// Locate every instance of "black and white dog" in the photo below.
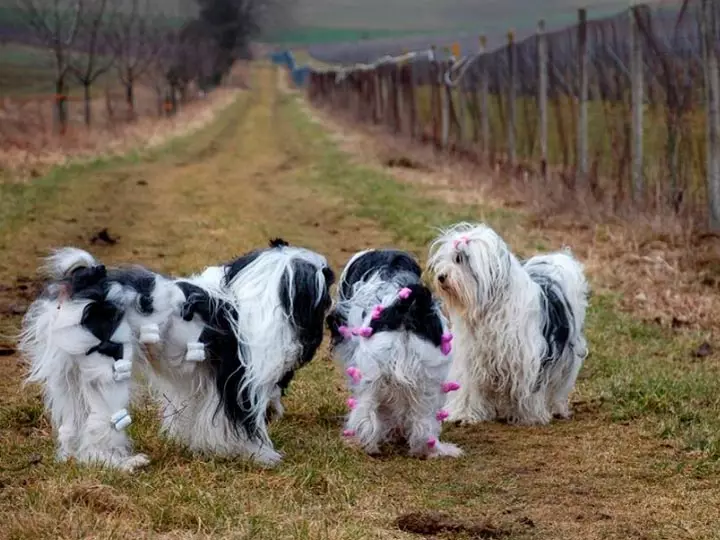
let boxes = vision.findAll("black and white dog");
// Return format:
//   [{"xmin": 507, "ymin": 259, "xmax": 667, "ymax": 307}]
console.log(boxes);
[
  {"xmin": 20, "ymin": 240, "xmax": 333, "ymax": 471},
  {"xmin": 326, "ymin": 249, "xmax": 463, "ymax": 459},
  {"xmin": 428, "ymin": 223, "xmax": 589, "ymax": 426}
]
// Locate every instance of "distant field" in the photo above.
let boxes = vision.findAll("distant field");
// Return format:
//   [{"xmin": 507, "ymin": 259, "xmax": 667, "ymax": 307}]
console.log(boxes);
[
  {"xmin": 0, "ymin": 44, "xmax": 56, "ymax": 96},
  {"xmin": 0, "ymin": 44, "xmax": 119, "ymax": 97},
  {"xmin": 265, "ymin": 26, "xmax": 431, "ymax": 45}
]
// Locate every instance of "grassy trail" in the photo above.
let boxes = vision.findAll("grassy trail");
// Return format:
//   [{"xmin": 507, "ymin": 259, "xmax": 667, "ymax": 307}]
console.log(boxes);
[{"xmin": 0, "ymin": 66, "xmax": 718, "ymax": 540}]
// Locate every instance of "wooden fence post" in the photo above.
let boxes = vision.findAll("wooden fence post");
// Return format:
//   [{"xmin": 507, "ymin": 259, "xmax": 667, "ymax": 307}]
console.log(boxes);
[
  {"xmin": 576, "ymin": 8, "xmax": 589, "ymax": 186},
  {"xmin": 508, "ymin": 31, "xmax": 517, "ymax": 167},
  {"xmin": 441, "ymin": 59, "xmax": 450, "ymax": 150},
  {"xmin": 479, "ymin": 36, "xmax": 490, "ymax": 159},
  {"xmin": 538, "ymin": 19, "xmax": 548, "ymax": 180},
  {"xmin": 630, "ymin": 2, "xmax": 644, "ymax": 204},
  {"xmin": 703, "ymin": 0, "xmax": 720, "ymax": 231}
]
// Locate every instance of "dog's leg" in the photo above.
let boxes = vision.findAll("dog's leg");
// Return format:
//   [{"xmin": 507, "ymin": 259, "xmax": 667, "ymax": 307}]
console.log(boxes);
[
  {"xmin": 549, "ymin": 346, "xmax": 586, "ymax": 420},
  {"xmin": 407, "ymin": 402, "xmax": 463, "ymax": 459},
  {"xmin": 510, "ymin": 389, "xmax": 553, "ymax": 426},
  {"xmin": 75, "ymin": 340, "xmax": 149, "ymax": 472},
  {"xmin": 345, "ymin": 389, "xmax": 383, "ymax": 454},
  {"xmin": 240, "ymin": 437, "xmax": 283, "ymax": 467},
  {"xmin": 46, "ymin": 359, "xmax": 86, "ymax": 462}
]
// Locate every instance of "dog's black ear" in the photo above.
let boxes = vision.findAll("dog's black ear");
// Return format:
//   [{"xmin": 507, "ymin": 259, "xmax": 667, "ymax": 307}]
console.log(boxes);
[
  {"xmin": 322, "ymin": 266, "xmax": 335, "ymax": 287},
  {"xmin": 269, "ymin": 238, "xmax": 289, "ymax": 248}
]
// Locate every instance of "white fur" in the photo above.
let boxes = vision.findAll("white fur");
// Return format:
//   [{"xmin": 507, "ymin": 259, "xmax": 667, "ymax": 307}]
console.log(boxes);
[
  {"xmin": 204, "ymin": 245, "xmax": 331, "ymax": 430},
  {"xmin": 20, "ymin": 293, "xmax": 149, "ymax": 471},
  {"xmin": 19, "ymin": 245, "xmax": 332, "ymax": 471},
  {"xmin": 330, "ymin": 262, "xmax": 462, "ymax": 459},
  {"xmin": 428, "ymin": 222, "xmax": 589, "ymax": 426}
]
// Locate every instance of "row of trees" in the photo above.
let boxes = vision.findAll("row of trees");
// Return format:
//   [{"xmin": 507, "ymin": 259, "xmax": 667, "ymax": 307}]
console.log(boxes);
[{"xmin": 13, "ymin": 0, "xmax": 285, "ymax": 130}]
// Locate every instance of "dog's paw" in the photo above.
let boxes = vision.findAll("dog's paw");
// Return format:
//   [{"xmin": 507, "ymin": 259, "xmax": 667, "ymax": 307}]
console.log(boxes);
[
  {"xmin": 429, "ymin": 442, "xmax": 464, "ymax": 459},
  {"xmin": 119, "ymin": 453, "xmax": 150, "ymax": 472},
  {"xmin": 252, "ymin": 448, "xmax": 283, "ymax": 468}
]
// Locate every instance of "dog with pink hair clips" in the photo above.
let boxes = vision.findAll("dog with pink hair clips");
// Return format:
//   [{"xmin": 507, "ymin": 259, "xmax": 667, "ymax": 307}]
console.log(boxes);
[{"xmin": 326, "ymin": 249, "xmax": 463, "ymax": 459}]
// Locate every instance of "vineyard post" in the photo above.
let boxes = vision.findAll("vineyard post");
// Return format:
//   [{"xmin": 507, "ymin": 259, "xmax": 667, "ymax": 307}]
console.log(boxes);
[
  {"xmin": 442, "ymin": 58, "xmax": 451, "ymax": 150},
  {"xmin": 703, "ymin": 0, "xmax": 720, "ymax": 231},
  {"xmin": 480, "ymin": 35, "xmax": 490, "ymax": 160},
  {"xmin": 374, "ymin": 67, "xmax": 381, "ymax": 124},
  {"xmin": 538, "ymin": 19, "xmax": 548, "ymax": 180},
  {"xmin": 577, "ymin": 8, "xmax": 589, "ymax": 186},
  {"xmin": 431, "ymin": 46, "xmax": 441, "ymax": 147},
  {"xmin": 408, "ymin": 61, "xmax": 417, "ymax": 139},
  {"xmin": 630, "ymin": 2, "xmax": 644, "ymax": 204},
  {"xmin": 508, "ymin": 30, "xmax": 517, "ymax": 167},
  {"xmin": 393, "ymin": 64, "xmax": 402, "ymax": 133}
]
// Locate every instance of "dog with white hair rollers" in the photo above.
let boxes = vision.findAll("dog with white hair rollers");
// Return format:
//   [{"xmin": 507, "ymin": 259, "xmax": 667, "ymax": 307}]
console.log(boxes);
[
  {"xmin": 428, "ymin": 223, "xmax": 589, "ymax": 426},
  {"xmin": 326, "ymin": 249, "xmax": 463, "ymax": 459},
  {"xmin": 19, "ymin": 239, "xmax": 334, "ymax": 471}
]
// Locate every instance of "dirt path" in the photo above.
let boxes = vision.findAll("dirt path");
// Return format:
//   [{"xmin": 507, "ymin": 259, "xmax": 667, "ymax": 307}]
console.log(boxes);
[{"xmin": 0, "ymin": 66, "xmax": 718, "ymax": 540}]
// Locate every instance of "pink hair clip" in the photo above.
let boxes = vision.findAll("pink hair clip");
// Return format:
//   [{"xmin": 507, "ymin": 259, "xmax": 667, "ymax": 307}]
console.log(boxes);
[
  {"xmin": 398, "ymin": 287, "xmax": 412, "ymax": 299},
  {"xmin": 343, "ymin": 429, "xmax": 356, "ymax": 437},
  {"xmin": 440, "ymin": 332, "xmax": 453, "ymax": 355},
  {"xmin": 346, "ymin": 366, "xmax": 362, "ymax": 384},
  {"xmin": 352, "ymin": 326, "xmax": 373, "ymax": 338},
  {"xmin": 346, "ymin": 397, "xmax": 357, "ymax": 410},
  {"xmin": 453, "ymin": 236, "xmax": 470, "ymax": 249},
  {"xmin": 436, "ymin": 409, "xmax": 449, "ymax": 422},
  {"xmin": 338, "ymin": 325, "xmax": 353, "ymax": 339},
  {"xmin": 427, "ymin": 437, "xmax": 437, "ymax": 448},
  {"xmin": 441, "ymin": 381, "xmax": 460, "ymax": 393},
  {"xmin": 371, "ymin": 305, "xmax": 384, "ymax": 320}
]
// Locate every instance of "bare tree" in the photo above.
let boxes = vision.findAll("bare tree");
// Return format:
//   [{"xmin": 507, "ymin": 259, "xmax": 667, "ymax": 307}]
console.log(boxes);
[
  {"xmin": 107, "ymin": 0, "xmax": 161, "ymax": 118},
  {"xmin": 69, "ymin": 0, "xmax": 114, "ymax": 126},
  {"xmin": 14, "ymin": 0, "xmax": 84, "ymax": 132}
]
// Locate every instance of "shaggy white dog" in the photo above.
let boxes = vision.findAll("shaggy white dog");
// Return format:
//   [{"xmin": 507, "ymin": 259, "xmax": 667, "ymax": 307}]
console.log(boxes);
[
  {"xmin": 19, "ymin": 240, "xmax": 333, "ymax": 471},
  {"xmin": 428, "ymin": 223, "xmax": 589, "ymax": 425}
]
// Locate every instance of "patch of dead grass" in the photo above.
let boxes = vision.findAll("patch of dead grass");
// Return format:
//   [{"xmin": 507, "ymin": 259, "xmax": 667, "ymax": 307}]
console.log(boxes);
[{"xmin": 304, "ymin": 102, "xmax": 720, "ymax": 334}]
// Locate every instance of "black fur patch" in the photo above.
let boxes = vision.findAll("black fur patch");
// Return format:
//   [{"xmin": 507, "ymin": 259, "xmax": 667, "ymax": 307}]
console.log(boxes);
[
  {"xmin": 280, "ymin": 259, "xmax": 332, "ymax": 370},
  {"xmin": 368, "ymin": 283, "xmax": 444, "ymax": 347},
  {"xmin": 340, "ymin": 250, "xmax": 421, "ymax": 299},
  {"xmin": 332, "ymin": 250, "xmax": 444, "ymax": 350},
  {"xmin": 223, "ymin": 250, "xmax": 263, "ymax": 284},
  {"xmin": 224, "ymin": 238, "xmax": 290, "ymax": 284},
  {"xmin": 269, "ymin": 238, "xmax": 289, "ymax": 248},
  {"xmin": 176, "ymin": 281, "xmax": 260, "ymax": 440},
  {"xmin": 527, "ymin": 270, "xmax": 573, "ymax": 388},
  {"xmin": 65, "ymin": 265, "xmax": 143, "ymax": 361},
  {"xmin": 82, "ymin": 299, "xmax": 125, "ymax": 360}
]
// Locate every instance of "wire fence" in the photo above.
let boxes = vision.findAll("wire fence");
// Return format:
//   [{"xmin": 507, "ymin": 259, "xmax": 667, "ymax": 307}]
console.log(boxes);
[{"xmin": 307, "ymin": 0, "xmax": 720, "ymax": 229}]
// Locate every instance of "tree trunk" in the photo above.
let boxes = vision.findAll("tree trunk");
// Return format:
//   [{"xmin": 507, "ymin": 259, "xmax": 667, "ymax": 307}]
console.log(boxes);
[
  {"xmin": 55, "ymin": 77, "xmax": 68, "ymax": 134},
  {"xmin": 83, "ymin": 83, "xmax": 92, "ymax": 127},
  {"xmin": 125, "ymin": 78, "xmax": 135, "ymax": 118}
]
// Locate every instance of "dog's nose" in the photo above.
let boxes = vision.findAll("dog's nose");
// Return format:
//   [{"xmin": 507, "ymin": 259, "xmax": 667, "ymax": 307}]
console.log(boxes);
[{"xmin": 438, "ymin": 274, "xmax": 447, "ymax": 284}]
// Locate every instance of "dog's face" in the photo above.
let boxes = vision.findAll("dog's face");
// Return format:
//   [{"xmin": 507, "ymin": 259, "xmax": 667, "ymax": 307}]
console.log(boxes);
[{"xmin": 429, "ymin": 224, "xmax": 512, "ymax": 315}]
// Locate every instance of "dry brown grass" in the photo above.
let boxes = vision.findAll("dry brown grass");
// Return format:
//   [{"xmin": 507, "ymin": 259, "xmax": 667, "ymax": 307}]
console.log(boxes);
[
  {"xmin": 303, "ymin": 101, "xmax": 720, "ymax": 334},
  {"xmin": 0, "ymin": 65, "xmax": 719, "ymax": 540},
  {"xmin": 0, "ymin": 62, "xmax": 252, "ymax": 183}
]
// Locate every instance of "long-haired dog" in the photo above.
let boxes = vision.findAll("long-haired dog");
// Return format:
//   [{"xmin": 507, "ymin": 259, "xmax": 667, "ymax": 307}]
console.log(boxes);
[
  {"xmin": 326, "ymin": 249, "xmax": 463, "ymax": 459},
  {"xmin": 19, "ymin": 240, "xmax": 333, "ymax": 471},
  {"xmin": 428, "ymin": 223, "xmax": 589, "ymax": 426}
]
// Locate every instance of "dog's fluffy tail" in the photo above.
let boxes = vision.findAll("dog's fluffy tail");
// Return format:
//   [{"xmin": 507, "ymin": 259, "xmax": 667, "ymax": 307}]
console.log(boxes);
[{"xmin": 43, "ymin": 247, "xmax": 98, "ymax": 280}]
